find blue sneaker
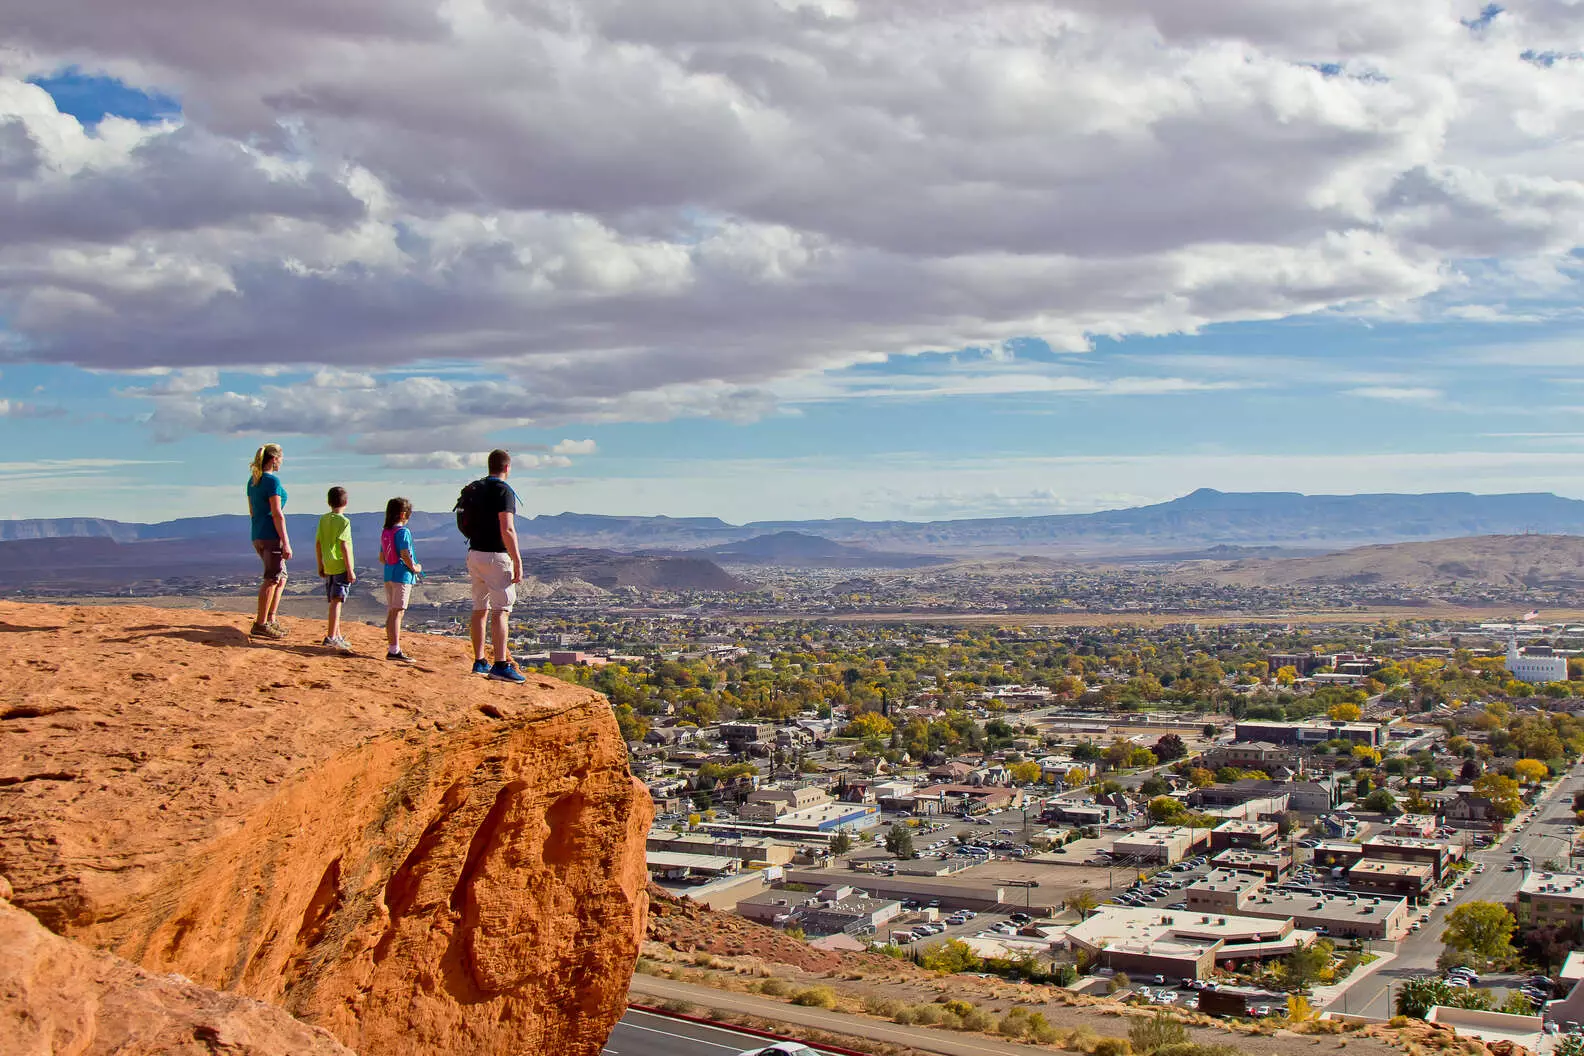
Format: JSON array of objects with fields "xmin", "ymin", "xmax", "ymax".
[
  {"xmin": 471, "ymin": 659, "xmax": 490, "ymax": 675},
  {"xmin": 488, "ymin": 660, "xmax": 526, "ymax": 684}
]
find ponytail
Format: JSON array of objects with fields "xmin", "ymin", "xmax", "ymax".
[{"xmin": 249, "ymin": 443, "xmax": 283, "ymax": 485}]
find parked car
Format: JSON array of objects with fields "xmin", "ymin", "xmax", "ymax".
[{"xmin": 737, "ymin": 1044, "xmax": 823, "ymax": 1056}]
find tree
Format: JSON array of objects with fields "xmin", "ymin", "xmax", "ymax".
[
  {"xmin": 1501, "ymin": 992, "xmax": 1536, "ymax": 1016},
  {"xmin": 1282, "ymin": 939, "xmax": 1332, "ymax": 991},
  {"xmin": 1328, "ymin": 702, "xmax": 1363, "ymax": 722},
  {"xmin": 1523, "ymin": 923, "xmax": 1581, "ymax": 974},
  {"xmin": 1066, "ymin": 890, "xmax": 1099, "ymax": 920},
  {"xmin": 843, "ymin": 711, "xmax": 894, "ymax": 739},
  {"xmin": 919, "ymin": 938, "xmax": 981, "ymax": 973},
  {"xmin": 1148, "ymin": 796, "xmax": 1188, "ymax": 823},
  {"xmin": 1202, "ymin": 723, "xmax": 1218, "ymax": 739},
  {"xmin": 1396, "ymin": 977, "xmax": 1453, "ymax": 1018},
  {"xmin": 885, "ymin": 823, "xmax": 916, "ymax": 860},
  {"xmin": 1187, "ymin": 767, "xmax": 1216, "ymax": 788},
  {"xmin": 830, "ymin": 831, "xmax": 853, "ymax": 855},
  {"xmin": 1363, "ymin": 789, "xmax": 1398, "ymax": 813},
  {"xmin": 1351, "ymin": 744, "xmax": 1382, "ymax": 766},
  {"xmin": 1472, "ymin": 773, "xmax": 1523, "ymax": 820},
  {"xmin": 1443, "ymin": 901, "xmax": 1517, "ymax": 965},
  {"xmin": 1066, "ymin": 766, "xmax": 1089, "ymax": 789},
  {"xmin": 1286, "ymin": 995, "xmax": 1316, "ymax": 1023},
  {"xmin": 1140, "ymin": 776, "xmax": 1170, "ymax": 797},
  {"xmin": 1514, "ymin": 758, "xmax": 1549, "ymax": 785},
  {"xmin": 1009, "ymin": 760, "xmax": 1042, "ymax": 784},
  {"xmin": 1152, "ymin": 735, "xmax": 1187, "ymax": 763},
  {"xmin": 1128, "ymin": 1013, "xmax": 1188, "ymax": 1053}
]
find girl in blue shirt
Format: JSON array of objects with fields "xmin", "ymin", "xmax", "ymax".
[{"xmin": 380, "ymin": 497, "xmax": 421, "ymax": 662}]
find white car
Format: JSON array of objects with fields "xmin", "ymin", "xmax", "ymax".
[{"xmin": 737, "ymin": 1045, "xmax": 823, "ymax": 1056}]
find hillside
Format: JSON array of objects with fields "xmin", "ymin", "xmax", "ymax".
[
  {"xmin": 0, "ymin": 601, "xmax": 651, "ymax": 1056},
  {"xmin": 702, "ymin": 531, "xmax": 951, "ymax": 569},
  {"xmin": 1177, "ymin": 533, "xmax": 1584, "ymax": 589},
  {"xmin": 9, "ymin": 488, "xmax": 1584, "ymax": 557}
]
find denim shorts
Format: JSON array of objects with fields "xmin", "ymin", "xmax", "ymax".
[{"xmin": 324, "ymin": 571, "xmax": 351, "ymax": 601}]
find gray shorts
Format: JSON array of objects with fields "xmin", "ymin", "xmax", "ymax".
[{"xmin": 254, "ymin": 539, "xmax": 287, "ymax": 583}]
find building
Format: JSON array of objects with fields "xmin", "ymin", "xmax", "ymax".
[
  {"xmin": 721, "ymin": 722, "xmax": 775, "ymax": 753},
  {"xmin": 1347, "ymin": 859, "xmax": 1433, "ymax": 901},
  {"xmin": 737, "ymin": 884, "xmax": 902, "ymax": 936},
  {"xmin": 740, "ymin": 785, "xmax": 833, "ymax": 821},
  {"xmin": 903, "ymin": 783, "xmax": 1021, "ymax": 816},
  {"xmin": 1204, "ymin": 743, "xmax": 1292, "ymax": 772},
  {"xmin": 1388, "ymin": 814, "xmax": 1440, "ymax": 838},
  {"xmin": 1506, "ymin": 638, "xmax": 1570, "ymax": 685},
  {"xmin": 1517, "ymin": 872, "xmax": 1584, "ymax": 929},
  {"xmin": 1210, "ymin": 820, "xmax": 1278, "ymax": 852},
  {"xmin": 1063, "ymin": 906, "xmax": 1314, "ymax": 979},
  {"xmin": 646, "ymin": 849, "xmax": 740, "ymax": 882},
  {"xmin": 1113, "ymin": 826, "xmax": 1209, "ymax": 864},
  {"xmin": 1361, "ymin": 834, "xmax": 1461, "ymax": 882},
  {"xmin": 646, "ymin": 831, "xmax": 797, "ymax": 867},
  {"xmin": 1233, "ymin": 721, "xmax": 1384, "ymax": 748},
  {"xmin": 1184, "ymin": 870, "xmax": 1409, "ymax": 939},
  {"xmin": 1047, "ymin": 803, "xmax": 1116, "ymax": 827},
  {"xmin": 1211, "ymin": 847, "xmax": 1291, "ymax": 881},
  {"xmin": 1311, "ymin": 840, "xmax": 1364, "ymax": 872},
  {"xmin": 1268, "ymin": 653, "xmax": 1327, "ymax": 677}
]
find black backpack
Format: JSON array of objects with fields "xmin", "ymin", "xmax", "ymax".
[{"xmin": 454, "ymin": 478, "xmax": 490, "ymax": 541}]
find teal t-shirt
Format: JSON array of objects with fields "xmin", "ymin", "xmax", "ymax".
[{"xmin": 247, "ymin": 473, "xmax": 286, "ymax": 541}]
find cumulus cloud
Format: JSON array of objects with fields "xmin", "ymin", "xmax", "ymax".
[
  {"xmin": 3, "ymin": 0, "xmax": 1584, "ymax": 439},
  {"xmin": 552, "ymin": 438, "xmax": 598, "ymax": 455}
]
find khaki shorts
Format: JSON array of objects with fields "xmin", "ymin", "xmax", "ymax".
[
  {"xmin": 468, "ymin": 550, "xmax": 516, "ymax": 612},
  {"xmin": 253, "ymin": 539, "xmax": 287, "ymax": 583},
  {"xmin": 385, "ymin": 581, "xmax": 412, "ymax": 611}
]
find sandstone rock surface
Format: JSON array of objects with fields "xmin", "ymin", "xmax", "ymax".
[
  {"xmin": 0, "ymin": 601, "xmax": 652, "ymax": 1056},
  {"xmin": 2, "ymin": 894, "xmax": 354, "ymax": 1056}
]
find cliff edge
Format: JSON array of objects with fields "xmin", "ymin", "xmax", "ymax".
[{"xmin": 0, "ymin": 601, "xmax": 652, "ymax": 1056}]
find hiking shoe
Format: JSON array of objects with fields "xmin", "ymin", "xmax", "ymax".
[
  {"xmin": 251, "ymin": 621, "xmax": 286, "ymax": 639},
  {"xmin": 385, "ymin": 650, "xmax": 415, "ymax": 663},
  {"xmin": 488, "ymin": 661, "xmax": 526, "ymax": 684},
  {"xmin": 266, "ymin": 620, "xmax": 288, "ymax": 637},
  {"xmin": 471, "ymin": 659, "xmax": 491, "ymax": 675},
  {"xmin": 323, "ymin": 636, "xmax": 353, "ymax": 653}
]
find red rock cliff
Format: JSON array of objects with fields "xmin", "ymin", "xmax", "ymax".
[{"xmin": 0, "ymin": 601, "xmax": 652, "ymax": 1056}]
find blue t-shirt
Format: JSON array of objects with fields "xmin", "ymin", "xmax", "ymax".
[
  {"xmin": 247, "ymin": 473, "xmax": 287, "ymax": 541},
  {"xmin": 384, "ymin": 526, "xmax": 417, "ymax": 584}
]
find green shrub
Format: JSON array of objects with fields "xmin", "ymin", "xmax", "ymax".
[
  {"xmin": 1092, "ymin": 1037, "xmax": 1133, "ymax": 1056},
  {"xmin": 960, "ymin": 1008, "xmax": 996, "ymax": 1032},
  {"xmin": 864, "ymin": 996, "xmax": 903, "ymax": 1018},
  {"xmin": 660, "ymin": 999, "xmax": 695, "ymax": 1014},
  {"xmin": 1129, "ymin": 1013, "xmax": 1190, "ymax": 1053},
  {"xmin": 759, "ymin": 978, "xmax": 790, "ymax": 997},
  {"xmin": 792, "ymin": 986, "xmax": 837, "ymax": 1009}
]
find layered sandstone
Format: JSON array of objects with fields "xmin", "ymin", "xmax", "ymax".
[{"xmin": 0, "ymin": 601, "xmax": 652, "ymax": 1056}]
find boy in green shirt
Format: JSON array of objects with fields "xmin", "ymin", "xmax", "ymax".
[{"xmin": 315, "ymin": 486, "xmax": 356, "ymax": 653}]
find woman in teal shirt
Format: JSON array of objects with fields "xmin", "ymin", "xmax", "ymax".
[{"xmin": 246, "ymin": 443, "xmax": 292, "ymax": 639}]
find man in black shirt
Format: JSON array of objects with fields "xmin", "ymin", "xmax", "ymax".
[{"xmin": 466, "ymin": 449, "xmax": 525, "ymax": 683}]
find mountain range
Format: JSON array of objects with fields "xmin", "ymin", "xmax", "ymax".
[{"xmin": 5, "ymin": 489, "xmax": 1584, "ymax": 557}]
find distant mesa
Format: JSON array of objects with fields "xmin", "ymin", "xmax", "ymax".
[{"xmin": 701, "ymin": 531, "xmax": 951, "ymax": 569}]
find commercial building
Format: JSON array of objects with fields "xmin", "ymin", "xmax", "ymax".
[
  {"xmin": 1388, "ymin": 815, "xmax": 1440, "ymax": 838},
  {"xmin": 1311, "ymin": 840, "xmax": 1365, "ymax": 872},
  {"xmin": 1211, "ymin": 847, "xmax": 1291, "ymax": 881},
  {"xmin": 1233, "ymin": 721, "xmax": 1385, "ymax": 748},
  {"xmin": 740, "ymin": 786, "xmax": 833, "ymax": 821},
  {"xmin": 1063, "ymin": 906, "xmax": 1314, "ymax": 979},
  {"xmin": 1347, "ymin": 859, "xmax": 1433, "ymax": 901},
  {"xmin": 1210, "ymin": 820, "xmax": 1278, "ymax": 852},
  {"xmin": 646, "ymin": 849, "xmax": 740, "ymax": 882},
  {"xmin": 1204, "ymin": 743, "xmax": 1292, "ymax": 772},
  {"xmin": 1360, "ymin": 835, "xmax": 1461, "ymax": 882},
  {"xmin": 903, "ymin": 783, "xmax": 1022, "ymax": 816},
  {"xmin": 1113, "ymin": 825, "xmax": 1210, "ymax": 864},
  {"xmin": 1517, "ymin": 872, "xmax": 1584, "ymax": 929},
  {"xmin": 1184, "ymin": 870, "xmax": 1408, "ymax": 939},
  {"xmin": 647, "ymin": 831, "xmax": 797, "ymax": 867},
  {"xmin": 736, "ymin": 884, "xmax": 902, "ymax": 936}
]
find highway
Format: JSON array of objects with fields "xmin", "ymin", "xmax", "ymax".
[
  {"xmin": 606, "ymin": 1009, "xmax": 806, "ymax": 1055},
  {"xmin": 1327, "ymin": 766, "xmax": 1581, "ymax": 1019}
]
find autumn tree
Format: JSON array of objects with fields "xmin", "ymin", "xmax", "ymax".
[
  {"xmin": 1443, "ymin": 901, "xmax": 1517, "ymax": 966},
  {"xmin": 1514, "ymin": 758, "xmax": 1549, "ymax": 785},
  {"xmin": 1009, "ymin": 760, "xmax": 1041, "ymax": 784},
  {"xmin": 843, "ymin": 711, "xmax": 895, "ymax": 739},
  {"xmin": 1152, "ymin": 735, "xmax": 1187, "ymax": 763},
  {"xmin": 1328, "ymin": 702, "xmax": 1363, "ymax": 722},
  {"xmin": 1473, "ymin": 773, "xmax": 1523, "ymax": 820}
]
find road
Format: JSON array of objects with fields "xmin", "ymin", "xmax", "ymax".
[
  {"xmin": 628, "ymin": 974, "xmax": 1063, "ymax": 1056},
  {"xmin": 607, "ymin": 1009, "xmax": 813, "ymax": 1055},
  {"xmin": 1327, "ymin": 768, "xmax": 1581, "ymax": 1019}
]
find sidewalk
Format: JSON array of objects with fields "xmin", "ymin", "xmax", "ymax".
[
  {"xmin": 1312, "ymin": 950, "xmax": 1397, "ymax": 1013},
  {"xmin": 627, "ymin": 973, "xmax": 1061, "ymax": 1056}
]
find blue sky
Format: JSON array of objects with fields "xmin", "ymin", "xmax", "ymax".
[{"xmin": 4, "ymin": 3, "xmax": 1584, "ymax": 524}]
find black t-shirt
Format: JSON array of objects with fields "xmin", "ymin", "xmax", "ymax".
[{"xmin": 467, "ymin": 477, "xmax": 518, "ymax": 552}]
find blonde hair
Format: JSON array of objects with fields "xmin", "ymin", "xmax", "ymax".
[{"xmin": 249, "ymin": 443, "xmax": 283, "ymax": 485}]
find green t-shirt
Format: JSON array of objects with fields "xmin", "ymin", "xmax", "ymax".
[{"xmin": 316, "ymin": 512, "xmax": 353, "ymax": 575}]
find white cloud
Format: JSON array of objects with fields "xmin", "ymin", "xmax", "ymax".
[
  {"xmin": 2, "ymin": 1, "xmax": 1584, "ymax": 436},
  {"xmin": 1345, "ymin": 385, "xmax": 1445, "ymax": 400},
  {"xmin": 552, "ymin": 438, "xmax": 598, "ymax": 455}
]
